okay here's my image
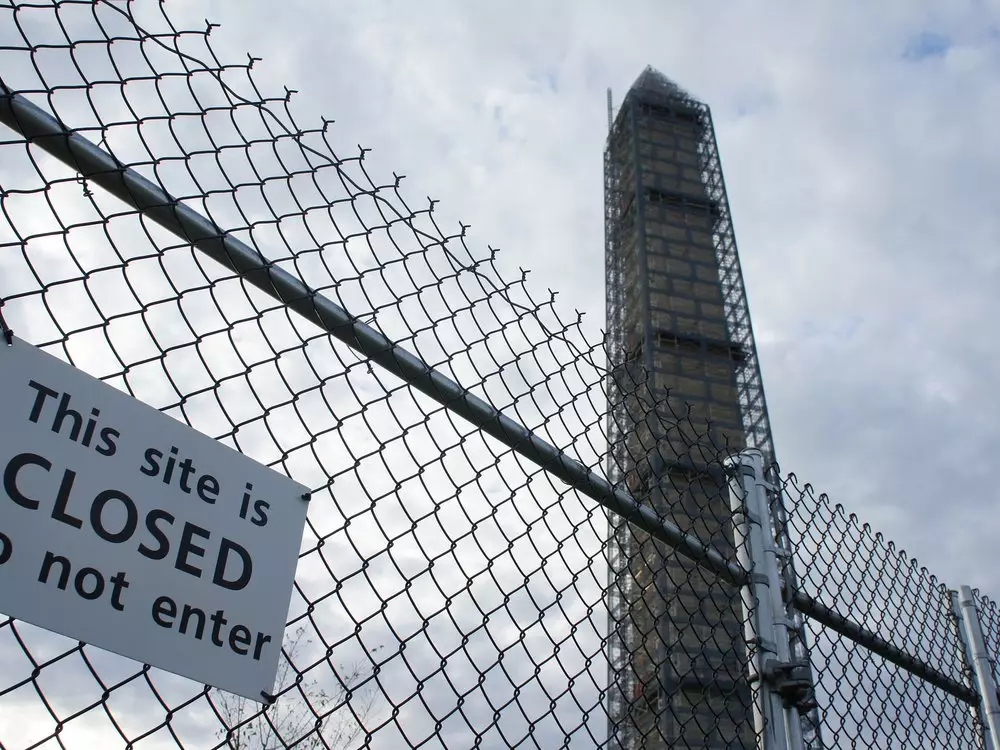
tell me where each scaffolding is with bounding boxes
[604,67,822,749]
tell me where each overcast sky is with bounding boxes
[170,0,1000,592]
[3,1,1000,748]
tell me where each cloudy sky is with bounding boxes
[172,0,1000,591]
[2,1,1000,748]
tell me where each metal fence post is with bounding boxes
[727,449,804,750]
[955,586,1000,749]
[952,589,992,750]
[949,589,985,749]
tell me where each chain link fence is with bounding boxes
[0,2,997,749]
[780,475,984,749]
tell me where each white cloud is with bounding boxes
[177,0,1000,591]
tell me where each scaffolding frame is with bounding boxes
[604,67,822,749]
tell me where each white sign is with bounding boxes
[0,337,309,701]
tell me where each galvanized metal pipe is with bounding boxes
[791,589,978,705]
[951,589,991,749]
[957,586,1000,747]
[727,450,791,749]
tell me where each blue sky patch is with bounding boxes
[903,31,951,60]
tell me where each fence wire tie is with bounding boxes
[761,658,819,714]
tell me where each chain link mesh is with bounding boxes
[782,475,983,748]
[803,624,979,750]
[0,2,996,749]
[782,474,969,686]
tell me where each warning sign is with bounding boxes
[0,337,309,701]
